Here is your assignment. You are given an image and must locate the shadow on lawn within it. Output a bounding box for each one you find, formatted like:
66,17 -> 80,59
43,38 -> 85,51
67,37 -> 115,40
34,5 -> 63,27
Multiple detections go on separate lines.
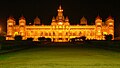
0,40 -> 120,54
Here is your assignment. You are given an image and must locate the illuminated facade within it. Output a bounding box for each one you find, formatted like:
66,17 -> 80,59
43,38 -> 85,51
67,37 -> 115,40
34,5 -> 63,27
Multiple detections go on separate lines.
6,6 -> 114,42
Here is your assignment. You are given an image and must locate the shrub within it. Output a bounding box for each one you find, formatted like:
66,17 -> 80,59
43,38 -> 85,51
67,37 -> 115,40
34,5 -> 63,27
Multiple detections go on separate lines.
38,37 -> 45,41
14,35 -> 22,41
80,36 -> 86,41
27,38 -> 33,41
0,36 -> 6,41
70,38 -> 75,42
104,34 -> 113,40
45,38 -> 51,42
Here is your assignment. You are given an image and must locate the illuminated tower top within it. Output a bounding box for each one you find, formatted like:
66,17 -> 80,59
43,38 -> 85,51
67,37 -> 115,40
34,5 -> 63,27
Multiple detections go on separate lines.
57,5 -> 63,16
56,5 -> 64,22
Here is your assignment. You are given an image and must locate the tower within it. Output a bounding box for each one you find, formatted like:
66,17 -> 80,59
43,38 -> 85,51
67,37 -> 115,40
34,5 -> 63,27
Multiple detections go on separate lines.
95,15 -> 103,40
7,16 -> 16,40
56,5 -> 65,25
105,15 -> 114,39
19,15 -> 26,40
57,5 -> 63,18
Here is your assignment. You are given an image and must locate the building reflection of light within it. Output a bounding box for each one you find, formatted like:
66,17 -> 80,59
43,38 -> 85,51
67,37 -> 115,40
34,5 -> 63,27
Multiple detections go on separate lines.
58,22 -> 63,25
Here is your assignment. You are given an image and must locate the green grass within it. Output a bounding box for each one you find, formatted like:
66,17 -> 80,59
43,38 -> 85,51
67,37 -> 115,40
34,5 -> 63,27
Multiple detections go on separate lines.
0,46 -> 120,68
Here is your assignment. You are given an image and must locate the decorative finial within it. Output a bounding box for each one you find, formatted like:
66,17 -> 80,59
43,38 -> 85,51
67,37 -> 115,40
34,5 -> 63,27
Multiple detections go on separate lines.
58,5 -> 63,12
59,5 -> 62,9
96,14 -> 101,20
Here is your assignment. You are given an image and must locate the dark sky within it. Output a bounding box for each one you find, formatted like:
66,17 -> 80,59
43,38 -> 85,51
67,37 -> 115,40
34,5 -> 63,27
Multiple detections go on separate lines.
0,0 -> 120,33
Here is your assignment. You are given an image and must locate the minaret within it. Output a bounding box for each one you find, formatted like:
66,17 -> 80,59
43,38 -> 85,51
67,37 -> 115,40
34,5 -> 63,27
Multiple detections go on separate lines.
19,15 -> 26,26
19,15 -> 26,39
95,15 -> 103,40
7,16 -> 16,40
105,15 -> 114,39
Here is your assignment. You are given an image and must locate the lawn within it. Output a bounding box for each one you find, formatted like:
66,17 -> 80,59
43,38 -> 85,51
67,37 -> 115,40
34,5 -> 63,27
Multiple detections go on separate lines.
0,44 -> 120,68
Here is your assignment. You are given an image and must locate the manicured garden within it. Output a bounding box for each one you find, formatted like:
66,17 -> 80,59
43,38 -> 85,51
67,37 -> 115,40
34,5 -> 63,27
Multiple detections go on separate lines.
0,43 -> 120,68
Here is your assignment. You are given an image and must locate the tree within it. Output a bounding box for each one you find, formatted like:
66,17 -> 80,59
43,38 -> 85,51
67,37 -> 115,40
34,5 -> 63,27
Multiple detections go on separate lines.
0,36 -> 6,41
38,37 -> 45,41
14,35 -> 22,41
45,38 -> 51,42
27,38 -> 33,41
104,34 -> 113,40
80,36 -> 86,41
0,31 -> 6,36
69,38 -> 75,42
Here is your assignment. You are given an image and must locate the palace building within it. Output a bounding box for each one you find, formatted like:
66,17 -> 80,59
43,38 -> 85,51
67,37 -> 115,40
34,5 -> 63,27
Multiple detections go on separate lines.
6,5 -> 114,42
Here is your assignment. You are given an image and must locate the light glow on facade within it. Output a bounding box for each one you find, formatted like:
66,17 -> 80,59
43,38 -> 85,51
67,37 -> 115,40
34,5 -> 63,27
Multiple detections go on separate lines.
6,5 -> 114,42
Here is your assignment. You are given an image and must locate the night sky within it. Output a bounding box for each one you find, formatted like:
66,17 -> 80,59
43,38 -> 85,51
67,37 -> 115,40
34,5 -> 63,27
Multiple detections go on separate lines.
0,0 -> 120,36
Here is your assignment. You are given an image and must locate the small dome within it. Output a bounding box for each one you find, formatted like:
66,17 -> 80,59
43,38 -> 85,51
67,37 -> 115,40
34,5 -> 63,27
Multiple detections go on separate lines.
19,15 -> 25,20
8,16 -> 15,20
96,15 -> 102,20
65,16 -> 69,22
106,15 -> 113,20
34,16 -> 40,25
52,17 -> 56,22
80,16 -> 87,25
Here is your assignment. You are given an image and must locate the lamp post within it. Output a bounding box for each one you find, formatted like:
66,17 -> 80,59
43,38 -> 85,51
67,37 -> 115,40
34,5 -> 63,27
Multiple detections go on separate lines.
0,26 -> 2,36
0,26 -> 1,33
0,26 -> 1,50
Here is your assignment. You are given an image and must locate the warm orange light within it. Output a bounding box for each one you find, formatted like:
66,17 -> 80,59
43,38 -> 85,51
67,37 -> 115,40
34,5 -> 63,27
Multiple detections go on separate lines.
6,5 -> 114,42
58,22 -> 63,25
0,27 -> 1,33
14,32 -> 18,36
58,10 -> 63,12
110,30 -> 113,33
97,23 -> 101,25
103,32 -> 107,35
109,23 -> 113,25
98,30 -> 101,32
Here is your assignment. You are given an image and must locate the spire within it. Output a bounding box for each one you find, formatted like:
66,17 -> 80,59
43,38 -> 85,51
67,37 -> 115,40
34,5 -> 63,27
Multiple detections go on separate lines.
59,0 -> 62,9
80,16 -> 87,25
57,5 -> 63,12
96,15 -> 101,20
19,15 -> 25,20
81,16 -> 87,21
65,16 -> 69,22
106,15 -> 113,20
8,16 -> 15,21
52,16 -> 56,22
59,5 -> 62,9
57,5 -> 64,21
34,16 -> 40,25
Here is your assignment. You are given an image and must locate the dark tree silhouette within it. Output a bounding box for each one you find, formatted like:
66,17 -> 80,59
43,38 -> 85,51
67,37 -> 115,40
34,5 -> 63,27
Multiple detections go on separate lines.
38,37 -> 45,41
14,35 -> 22,41
0,36 -> 6,41
27,38 -> 33,41
104,34 -> 113,40
80,36 -> 86,41
45,38 -> 51,42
